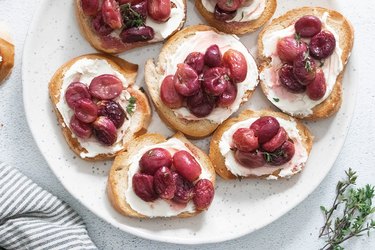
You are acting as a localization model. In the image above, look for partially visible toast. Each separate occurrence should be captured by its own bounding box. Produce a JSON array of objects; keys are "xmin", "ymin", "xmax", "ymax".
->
[
  {"xmin": 195, "ymin": 0, "xmax": 277, "ymax": 35},
  {"xmin": 49, "ymin": 54, "xmax": 151, "ymax": 161},
  {"xmin": 145, "ymin": 25, "xmax": 258, "ymax": 139},
  {"xmin": 209, "ymin": 109, "xmax": 313, "ymax": 180},
  {"xmin": 107, "ymin": 132, "xmax": 216, "ymax": 218},
  {"xmin": 75, "ymin": 0, "xmax": 187, "ymax": 54},
  {"xmin": 258, "ymin": 7, "xmax": 354, "ymax": 120},
  {"xmin": 0, "ymin": 37, "xmax": 14, "ymax": 83}
]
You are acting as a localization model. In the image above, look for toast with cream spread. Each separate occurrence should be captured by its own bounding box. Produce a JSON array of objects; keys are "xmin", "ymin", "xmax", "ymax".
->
[{"xmin": 0, "ymin": 31, "xmax": 14, "ymax": 83}]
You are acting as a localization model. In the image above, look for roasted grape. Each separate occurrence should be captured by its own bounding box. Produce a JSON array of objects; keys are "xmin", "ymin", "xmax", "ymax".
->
[
  {"xmin": 217, "ymin": 82, "xmax": 237, "ymax": 107},
  {"xmin": 102, "ymin": 0, "xmax": 122, "ymax": 29},
  {"xmin": 92, "ymin": 116, "xmax": 117, "ymax": 146},
  {"xmin": 277, "ymin": 36, "xmax": 308, "ymax": 63},
  {"xmin": 261, "ymin": 127, "xmax": 288, "ymax": 152},
  {"xmin": 293, "ymin": 52, "xmax": 316, "ymax": 85},
  {"xmin": 214, "ymin": 4, "xmax": 236, "ymax": 21},
  {"xmin": 74, "ymin": 98, "xmax": 98, "ymax": 123},
  {"xmin": 222, "ymin": 49, "xmax": 248, "ymax": 83},
  {"xmin": 65, "ymin": 82, "xmax": 91, "ymax": 109},
  {"xmin": 193, "ymin": 179, "xmax": 214, "ymax": 210},
  {"xmin": 153, "ymin": 166, "xmax": 176, "ymax": 200},
  {"xmin": 70, "ymin": 115, "xmax": 92, "ymax": 139},
  {"xmin": 120, "ymin": 26, "xmax": 155, "ymax": 43},
  {"xmin": 147, "ymin": 0, "xmax": 171, "ymax": 22},
  {"xmin": 139, "ymin": 148, "xmax": 172, "ymax": 175},
  {"xmin": 279, "ymin": 64, "xmax": 306, "ymax": 93},
  {"xmin": 250, "ymin": 116, "xmax": 280, "ymax": 144},
  {"xmin": 173, "ymin": 63, "xmax": 200, "ymax": 96},
  {"xmin": 232, "ymin": 128, "xmax": 259, "ymax": 152},
  {"xmin": 306, "ymin": 69, "xmax": 326, "ymax": 100},
  {"xmin": 160, "ymin": 75, "xmax": 184, "ymax": 109},
  {"xmin": 97, "ymin": 100, "xmax": 126, "ymax": 128},
  {"xmin": 184, "ymin": 52, "xmax": 205, "ymax": 74},
  {"xmin": 132, "ymin": 173, "xmax": 158, "ymax": 202},
  {"xmin": 234, "ymin": 150, "xmax": 266, "ymax": 168},
  {"xmin": 89, "ymin": 74, "xmax": 123, "ymax": 100},
  {"xmin": 204, "ymin": 45, "xmax": 222, "ymax": 68},
  {"xmin": 267, "ymin": 140, "xmax": 295, "ymax": 166},
  {"xmin": 295, "ymin": 15, "xmax": 322, "ymax": 38},
  {"xmin": 217, "ymin": 0, "xmax": 241, "ymax": 12},
  {"xmin": 173, "ymin": 150, "xmax": 202, "ymax": 182},
  {"xmin": 81, "ymin": 0, "xmax": 100, "ymax": 16},
  {"xmin": 172, "ymin": 172, "xmax": 194, "ymax": 204},
  {"xmin": 309, "ymin": 30, "xmax": 336, "ymax": 60},
  {"xmin": 186, "ymin": 90, "xmax": 215, "ymax": 118},
  {"xmin": 203, "ymin": 67, "xmax": 229, "ymax": 96},
  {"xmin": 92, "ymin": 14, "xmax": 114, "ymax": 36}
]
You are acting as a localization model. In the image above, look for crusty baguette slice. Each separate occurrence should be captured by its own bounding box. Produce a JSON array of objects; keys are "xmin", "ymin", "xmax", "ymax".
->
[
  {"xmin": 75, "ymin": 0, "xmax": 187, "ymax": 54},
  {"xmin": 258, "ymin": 7, "xmax": 354, "ymax": 120},
  {"xmin": 210, "ymin": 109, "xmax": 313, "ymax": 180},
  {"xmin": 49, "ymin": 54, "xmax": 151, "ymax": 161},
  {"xmin": 0, "ymin": 37, "xmax": 15, "ymax": 83},
  {"xmin": 145, "ymin": 25, "xmax": 257, "ymax": 139},
  {"xmin": 107, "ymin": 132, "xmax": 216, "ymax": 218},
  {"xmin": 195, "ymin": 0, "xmax": 276, "ymax": 35}
]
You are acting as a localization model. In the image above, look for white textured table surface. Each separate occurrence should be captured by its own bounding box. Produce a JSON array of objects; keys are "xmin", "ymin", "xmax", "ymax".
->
[{"xmin": 1, "ymin": 0, "xmax": 374, "ymax": 249}]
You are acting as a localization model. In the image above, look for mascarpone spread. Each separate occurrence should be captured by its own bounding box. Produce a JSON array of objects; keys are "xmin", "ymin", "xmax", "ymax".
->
[
  {"xmin": 56, "ymin": 58, "xmax": 134, "ymax": 158},
  {"xmin": 163, "ymin": 30, "xmax": 259, "ymax": 123},
  {"xmin": 202, "ymin": 0, "xmax": 266, "ymax": 23},
  {"xmin": 219, "ymin": 117, "xmax": 308, "ymax": 179},
  {"xmin": 260, "ymin": 12, "xmax": 344, "ymax": 117},
  {"xmin": 125, "ymin": 138, "xmax": 213, "ymax": 217}
]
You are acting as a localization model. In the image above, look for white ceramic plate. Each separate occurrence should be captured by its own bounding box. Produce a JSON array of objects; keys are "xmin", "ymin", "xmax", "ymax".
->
[{"xmin": 22, "ymin": 0, "xmax": 357, "ymax": 244}]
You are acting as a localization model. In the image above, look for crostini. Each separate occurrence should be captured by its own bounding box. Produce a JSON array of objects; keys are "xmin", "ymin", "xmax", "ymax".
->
[
  {"xmin": 258, "ymin": 7, "xmax": 354, "ymax": 120},
  {"xmin": 0, "ymin": 27, "xmax": 14, "ymax": 83},
  {"xmin": 210, "ymin": 109, "xmax": 313, "ymax": 180},
  {"xmin": 108, "ymin": 132, "xmax": 216, "ymax": 218},
  {"xmin": 49, "ymin": 54, "xmax": 151, "ymax": 160},
  {"xmin": 145, "ymin": 25, "xmax": 259, "ymax": 138},
  {"xmin": 75, "ymin": 0, "xmax": 187, "ymax": 54},
  {"xmin": 195, "ymin": 0, "xmax": 276, "ymax": 35}
]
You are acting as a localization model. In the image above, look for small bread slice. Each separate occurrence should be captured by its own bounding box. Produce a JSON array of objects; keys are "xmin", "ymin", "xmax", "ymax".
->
[
  {"xmin": 258, "ymin": 7, "xmax": 354, "ymax": 120},
  {"xmin": 195, "ymin": 0, "xmax": 277, "ymax": 35},
  {"xmin": 49, "ymin": 54, "xmax": 151, "ymax": 161},
  {"xmin": 0, "ymin": 37, "xmax": 15, "ymax": 83},
  {"xmin": 210, "ymin": 109, "xmax": 313, "ymax": 180},
  {"xmin": 107, "ymin": 132, "xmax": 216, "ymax": 218},
  {"xmin": 145, "ymin": 25, "xmax": 258, "ymax": 139},
  {"xmin": 75, "ymin": 0, "xmax": 187, "ymax": 54}
]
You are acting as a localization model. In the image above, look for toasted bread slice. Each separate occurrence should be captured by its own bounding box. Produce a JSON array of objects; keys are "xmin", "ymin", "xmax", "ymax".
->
[
  {"xmin": 145, "ymin": 25, "xmax": 259, "ymax": 139},
  {"xmin": 195, "ymin": 0, "xmax": 276, "ymax": 35},
  {"xmin": 108, "ymin": 132, "xmax": 216, "ymax": 218},
  {"xmin": 210, "ymin": 109, "xmax": 313, "ymax": 180},
  {"xmin": 49, "ymin": 54, "xmax": 151, "ymax": 161},
  {"xmin": 75, "ymin": 0, "xmax": 187, "ymax": 54},
  {"xmin": 258, "ymin": 7, "xmax": 354, "ymax": 120},
  {"xmin": 0, "ymin": 37, "xmax": 14, "ymax": 83}
]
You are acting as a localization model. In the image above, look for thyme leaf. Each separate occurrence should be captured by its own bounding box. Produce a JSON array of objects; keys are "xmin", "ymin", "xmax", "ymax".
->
[{"xmin": 126, "ymin": 96, "xmax": 137, "ymax": 115}]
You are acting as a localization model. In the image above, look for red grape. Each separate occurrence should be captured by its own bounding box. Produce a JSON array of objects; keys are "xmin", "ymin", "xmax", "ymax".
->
[
  {"xmin": 172, "ymin": 172, "xmax": 194, "ymax": 204},
  {"xmin": 277, "ymin": 36, "xmax": 308, "ymax": 63},
  {"xmin": 120, "ymin": 26, "xmax": 155, "ymax": 43},
  {"xmin": 295, "ymin": 15, "xmax": 322, "ymax": 38},
  {"xmin": 173, "ymin": 63, "xmax": 200, "ymax": 97},
  {"xmin": 102, "ymin": 0, "xmax": 122, "ymax": 29},
  {"xmin": 250, "ymin": 116, "xmax": 280, "ymax": 144},
  {"xmin": 193, "ymin": 179, "xmax": 214, "ymax": 210},
  {"xmin": 70, "ymin": 115, "xmax": 92, "ymax": 139},
  {"xmin": 217, "ymin": 0, "xmax": 241, "ymax": 12},
  {"xmin": 89, "ymin": 74, "xmax": 123, "ymax": 100},
  {"xmin": 153, "ymin": 167, "xmax": 176, "ymax": 200},
  {"xmin": 214, "ymin": 4, "xmax": 237, "ymax": 21},
  {"xmin": 173, "ymin": 150, "xmax": 202, "ymax": 182},
  {"xmin": 97, "ymin": 100, "xmax": 126, "ymax": 128},
  {"xmin": 306, "ymin": 69, "xmax": 327, "ymax": 100},
  {"xmin": 217, "ymin": 82, "xmax": 237, "ymax": 107},
  {"xmin": 232, "ymin": 128, "xmax": 259, "ymax": 152},
  {"xmin": 234, "ymin": 150, "xmax": 266, "ymax": 168},
  {"xmin": 309, "ymin": 30, "xmax": 336, "ymax": 60},
  {"xmin": 222, "ymin": 49, "xmax": 248, "ymax": 83},
  {"xmin": 65, "ymin": 82, "xmax": 91, "ymax": 109},
  {"xmin": 261, "ymin": 127, "xmax": 288, "ymax": 152},
  {"xmin": 74, "ymin": 98, "xmax": 98, "ymax": 123},
  {"xmin": 132, "ymin": 173, "xmax": 158, "ymax": 202},
  {"xmin": 279, "ymin": 64, "xmax": 306, "ymax": 93},
  {"xmin": 140, "ymin": 148, "xmax": 172, "ymax": 175},
  {"xmin": 267, "ymin": 140, "xmax": 295, "ymax": 166},
  {"xmin": 81, "ymin": 0, "xmax": 100, "ymax": 16},
  {"xmin": 203, "ymin": 67, "xmax": 229, "ymax": 96},
  {"xmin": 187, "ymin": 90, "xmax": 215, "ymax": 118},
  {"xmin": 147, "ymin": 0, "xmax": 171, "ymax": 22},
  {"xmin": 293, "ymin": 52, "xmax": 316, "ymax": 85},
  {"xmin": 92, "ymin": 14, "xmax": 114, "ymax": 36},
  {"xmin": 184, "ymin": 52, "xmax": 205, "ymax": 74},
  {"xmin": 204, "ymin": 45, "xmax": 222, "ymax": 68},
  {"xmin": 160, "ymin": 75, "xmax": 184, "ymax": 109},
  {"xmin": 130, "ymin": 1, "xmax": 148, "ymax": 22},
  {"xmin": 92, "ymin": 116, "xmax": 117, "ymax": 146}
]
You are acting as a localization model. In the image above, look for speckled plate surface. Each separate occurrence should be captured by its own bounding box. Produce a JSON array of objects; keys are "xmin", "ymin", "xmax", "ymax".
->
[{"xmin": 22, "ymin": 0, "xmax": 357, "ymax": 244}]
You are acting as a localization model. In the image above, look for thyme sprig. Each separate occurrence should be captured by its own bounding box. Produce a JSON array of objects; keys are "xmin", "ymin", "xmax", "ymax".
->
[
  {"xmin": 126, "ymin": 96, "xmax": 137, "ymax": 115},
  {"xmin": 120, "ymin": 3, "xmax": 144, "ymax": 28},
  {"xmin": 319, "ymin": 168, "xmax": 375, "ymax": 250}
]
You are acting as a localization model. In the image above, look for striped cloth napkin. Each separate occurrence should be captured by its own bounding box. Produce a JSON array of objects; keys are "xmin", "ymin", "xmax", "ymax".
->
[{"xmin": 0, "ymin": 163, "xmax": 97, "ymax": 250}]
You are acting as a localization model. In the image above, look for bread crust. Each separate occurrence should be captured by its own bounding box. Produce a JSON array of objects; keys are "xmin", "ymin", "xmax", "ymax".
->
[
  {"xmin": 145, "ymin": 25, "xmax": 256, "ymax": 139},
  {"xmin": 195, "ymin": 0, "xmax": 277, "ymax": 35},
  {"xmin": 75, "ymin": 0, "xmax": 187, "ymax": 54},
  {"xmin": 49, "ymin": 54, "xmax": 151, "ymax": 161},
  {"xmin": 0, "ymin": 37, "xmax": 15, "ymax": 83},
  {"xmin": 107, "ymin": 132, "xmax": 216, "ymax": 218},
  {"xmin": 258, "ymin": 7, "xmax": 354, "ymax": 120},
  {"xmin": 209, "ymin": 109, "xmax": 313, "ymax": 180}
]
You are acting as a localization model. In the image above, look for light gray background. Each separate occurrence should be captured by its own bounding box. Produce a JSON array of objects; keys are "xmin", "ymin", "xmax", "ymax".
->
[{"xmin": 0, "ymin": 0, "xmax": 374, "ymax": 249}]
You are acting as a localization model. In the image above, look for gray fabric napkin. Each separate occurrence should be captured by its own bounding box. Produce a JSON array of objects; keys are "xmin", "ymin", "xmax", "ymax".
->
[{"xmin": 0, "ymin": 162, "xmax": 97, "ymax": 250}]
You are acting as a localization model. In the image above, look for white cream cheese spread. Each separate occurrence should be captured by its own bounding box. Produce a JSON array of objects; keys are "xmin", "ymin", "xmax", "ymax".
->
[
  {"xmin": 162, "ymin": 30, "xmax": 259, "ymax": 123},
  {"xmin": 56, "ymin": 58, "xmax": 134, "ymax": 158},
  {"xmin": 125, "ymin": 138, "xmax": 213, "ymax": 217},
  {"xmin": 260, "ymin": 12, "xmax": 343, "ymax": 117},
  {"xmin": 219, "ymin": 117, "xmax": 308, "ymax": 179},
  {"xmin": 202, "ymin": 0, "xmax": 266, "ymax": 23}
]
